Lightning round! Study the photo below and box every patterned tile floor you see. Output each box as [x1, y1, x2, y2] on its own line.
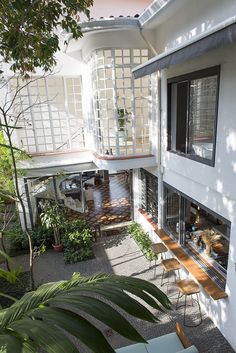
[67, 173, 131, 228]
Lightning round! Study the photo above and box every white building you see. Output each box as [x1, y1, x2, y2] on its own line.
[11, 0, 236, 350]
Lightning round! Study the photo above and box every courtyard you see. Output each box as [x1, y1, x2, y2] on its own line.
[13, 230, 234, 353]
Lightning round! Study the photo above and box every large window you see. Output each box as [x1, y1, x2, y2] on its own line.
[140, 169, 158, 224]
[90, 49, 151, 156]
[164, 184, 230, 288]
[167, 66, 220, 165]
[11, 76, 84, 153]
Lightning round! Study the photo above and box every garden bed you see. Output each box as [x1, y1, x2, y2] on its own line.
[127, 222, 158, 261]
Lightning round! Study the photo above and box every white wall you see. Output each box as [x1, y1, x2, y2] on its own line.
[70, 29, 148, 61]
[151, 0, 236, 53]
[159, 44, 236, 350]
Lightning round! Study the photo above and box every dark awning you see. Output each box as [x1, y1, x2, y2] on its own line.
[133, 21, 236, 79]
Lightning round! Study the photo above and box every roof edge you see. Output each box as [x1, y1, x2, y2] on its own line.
[138, 0, 175, 27]
[80, 17, 140, 33]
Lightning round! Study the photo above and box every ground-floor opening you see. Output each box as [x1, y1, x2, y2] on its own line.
[164, 183, 230, 289]
[138, 169, 230, 290]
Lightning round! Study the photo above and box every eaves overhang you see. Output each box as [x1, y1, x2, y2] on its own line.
[80, 17, 140, 33]
[133, 17, 236, 79]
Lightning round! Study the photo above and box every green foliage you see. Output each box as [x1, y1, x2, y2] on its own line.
[0, 0, 93, 75]
[0, 131, 15, 194]
[62, 219, 93, 263]
[30, 227, 54, 249]
[0, 273, 171, 353]
[117, 108, 130, 130]
[128, 222, 158, 261]
[6, 223, 53, 255]
[7, 224, 29, 254]
[0, 251, 22, 284]
[40, 201, 65, 245]
[0, 131, 29, 199]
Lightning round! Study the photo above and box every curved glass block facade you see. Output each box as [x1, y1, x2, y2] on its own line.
[90, 48, 152, 156]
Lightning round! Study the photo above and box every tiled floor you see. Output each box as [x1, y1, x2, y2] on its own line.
[67, 173, 131, 228]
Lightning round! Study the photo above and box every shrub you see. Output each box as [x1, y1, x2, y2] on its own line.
[7, 223, 54, 255]
[62, 220, 93, 264]
[30, 227, 54, 249]
[127, 222, 158, 261]
[7, 224, 29, 254]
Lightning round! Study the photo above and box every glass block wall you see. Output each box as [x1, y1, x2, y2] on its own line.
[90, 48, 151, 156]
[10, 76, 84, 153]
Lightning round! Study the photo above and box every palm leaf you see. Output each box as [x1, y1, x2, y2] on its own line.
[34, 307, 115, 353]
[10, 318, 78, 353]
[0, 274, 170, 353]
[0, 334, 22, 353]
[47, 295, 146, 342]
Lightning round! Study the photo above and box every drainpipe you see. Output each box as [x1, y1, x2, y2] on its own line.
[139, 28, 163, 228]
[157, 71, 163, 229]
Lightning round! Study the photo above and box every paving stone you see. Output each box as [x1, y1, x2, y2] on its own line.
[13, 233, 235, 353]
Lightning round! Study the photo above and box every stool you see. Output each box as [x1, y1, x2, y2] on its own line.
[176, 279, 202, 327]
[161, 258, 181, 287]
[150, 243, 168, 276]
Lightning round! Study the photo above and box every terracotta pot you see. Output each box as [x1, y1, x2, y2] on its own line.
[52, 244, 63, 252]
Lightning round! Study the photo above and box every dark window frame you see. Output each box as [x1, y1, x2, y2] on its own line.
[167, 65, 221, 167]
[140, 169, 158, 224]
[163, 182, 230, 287]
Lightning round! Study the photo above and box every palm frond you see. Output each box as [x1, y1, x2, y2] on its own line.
[0, 274, 171, 353]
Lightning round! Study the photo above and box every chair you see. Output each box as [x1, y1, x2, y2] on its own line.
[176, 279, 202, 327]
[161, 258, 181, 288]
[150, 242, 168, 276]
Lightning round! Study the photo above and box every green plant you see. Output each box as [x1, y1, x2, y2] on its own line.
[62, 218, 88, 234]
[40, 201, 64, 245]
[30, 227, 54, 249]
[0, 273, 171, 353]
[7, 224, 29, 253]
[117, 108, 130, 131]
[62, 220, 93, 263]
[0, 251, 22, 285]
[128, 222, 158, 261]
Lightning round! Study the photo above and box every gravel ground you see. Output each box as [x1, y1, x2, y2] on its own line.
[13, 233, 235, 353]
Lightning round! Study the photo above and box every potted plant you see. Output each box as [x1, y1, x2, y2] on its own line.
[40, 201, 64, 252]
[117, 108, 130, 143]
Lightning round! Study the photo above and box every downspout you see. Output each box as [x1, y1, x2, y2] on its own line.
[157, 71, 163, 229]
[139, 28, 163, 229]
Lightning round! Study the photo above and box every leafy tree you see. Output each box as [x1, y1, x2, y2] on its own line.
[0, 0, 93, 75]
[0, 274, 171, 353]
[0, 131, 15, 194]
[0, 5, 172, 353]
[0, 0, 94, 289]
